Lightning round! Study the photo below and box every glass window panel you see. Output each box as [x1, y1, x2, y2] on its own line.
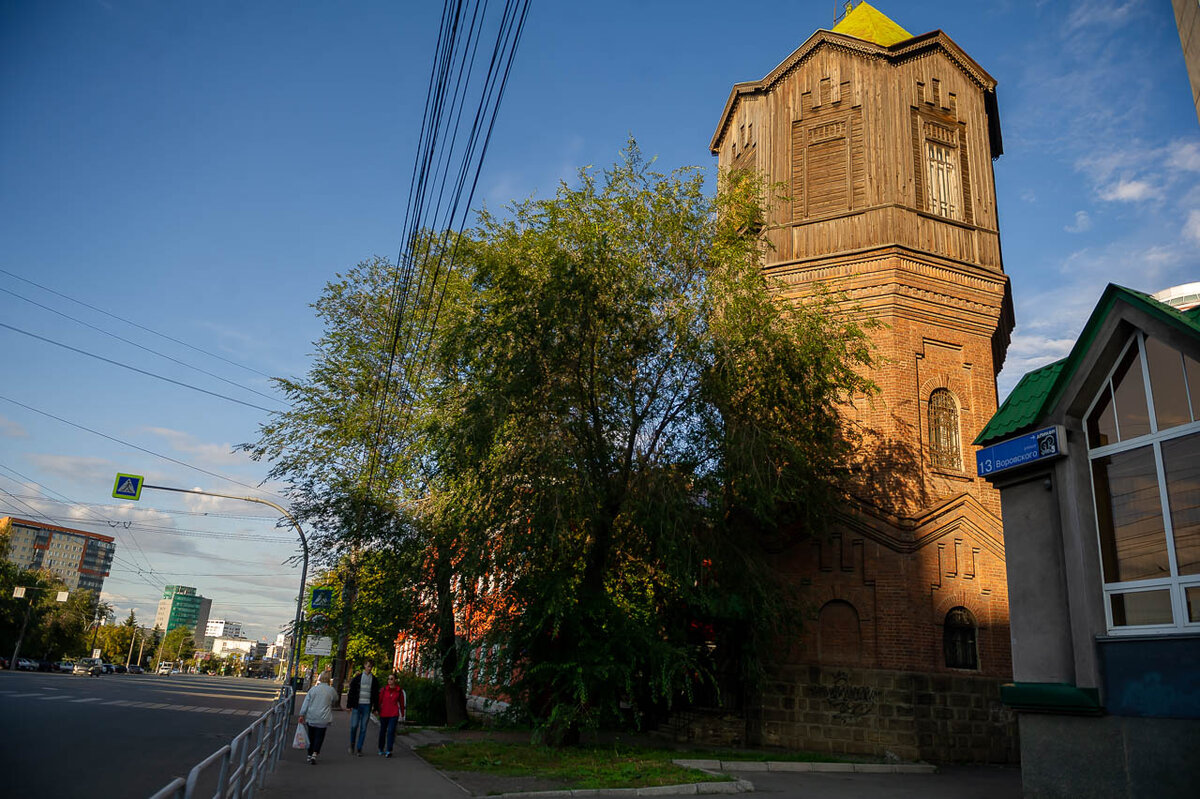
[1163, 432, 1200, 576]
[1093, 446, 1169, 582]
[1111, 590, 1173, 626]
[1113, 343, 1151, 440]
[1188, 586, 1200, 623]
[1087, 384, 1117, 448]
[929, 389, 961, 470]
[1145, 336, 1191, 430]
[926, 141, 959, 220]
[1187, 355, 1200, 423]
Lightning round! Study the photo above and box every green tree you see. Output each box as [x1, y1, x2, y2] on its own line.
[243, 253, 479, 722]
[427, 142, 875, 743]
[156, 626, 195, 667]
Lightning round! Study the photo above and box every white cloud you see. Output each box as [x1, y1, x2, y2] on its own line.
[1065, 210, 1092, 233]
[1184, 210, 1200, 246]
[26, 453, 115, 485]
[0, 415, 28, 438]
[1166, 141, 1200, 172]
[142, 427, 248, 468]
[1064, 1, 1139, 33]
[1098, 177, 1160, 202]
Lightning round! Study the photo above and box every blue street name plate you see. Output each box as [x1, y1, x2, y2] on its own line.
[976, 425, 1067, 477]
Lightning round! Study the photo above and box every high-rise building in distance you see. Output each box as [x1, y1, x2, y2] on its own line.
[1, 516, 115, 595]
[154, 585, 212, 644]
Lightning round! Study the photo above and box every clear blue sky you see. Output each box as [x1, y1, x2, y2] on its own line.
[1, 0, 1197, 643]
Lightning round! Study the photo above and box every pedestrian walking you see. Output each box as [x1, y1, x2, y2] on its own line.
[346, 658, 380, 756]
[377, 673, 406, 757]
[297, 671, 337, 765]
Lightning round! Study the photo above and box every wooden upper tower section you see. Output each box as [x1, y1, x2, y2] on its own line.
[712, 2, 1015, 535]
[710, 1, 1012, 371]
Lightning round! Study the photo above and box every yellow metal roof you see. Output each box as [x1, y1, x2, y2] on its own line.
[832, 1, 913, 47]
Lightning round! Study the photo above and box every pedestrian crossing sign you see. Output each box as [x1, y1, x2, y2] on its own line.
[112, 473, 144, 500]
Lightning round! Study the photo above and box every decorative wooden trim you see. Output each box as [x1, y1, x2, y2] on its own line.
[711, 30, 996, 153]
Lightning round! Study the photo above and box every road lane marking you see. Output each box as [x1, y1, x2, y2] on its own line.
[2, 690, 271, 716]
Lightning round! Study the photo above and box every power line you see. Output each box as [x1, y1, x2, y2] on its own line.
[0, 464, 163, 579]
[0, 322, 277, 413]
[365, 0, 531, 491]
[0, 285, 284, 406]
[0, 487, 165, 593]
[0, 392, 289, 501]
[19, 514, 294, 541]
[0, 266, 275, 379]
[0, 492, 280, 522]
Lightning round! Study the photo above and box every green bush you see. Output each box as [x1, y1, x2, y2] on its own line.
[393, 671, 446, 726]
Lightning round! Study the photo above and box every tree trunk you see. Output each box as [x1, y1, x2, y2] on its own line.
[333, 562, 357, 706]
[436, 547, 468, 725]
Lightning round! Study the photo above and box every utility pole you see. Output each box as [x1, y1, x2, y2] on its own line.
[136, 630, 147, 668]
[126, 628, 137, 668]
[88, 605, 108, 656]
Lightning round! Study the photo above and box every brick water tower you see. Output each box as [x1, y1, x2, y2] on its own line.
[709, 2, 1017, 762]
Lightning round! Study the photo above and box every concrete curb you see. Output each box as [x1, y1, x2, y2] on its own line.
[673, 759, 938, 775]
[482, 781, 754, 799]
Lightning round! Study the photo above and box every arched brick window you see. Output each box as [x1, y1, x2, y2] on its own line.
[943, 606, 978, 670]
[818, 600, 861, 664]
[929, 388, 962, 470]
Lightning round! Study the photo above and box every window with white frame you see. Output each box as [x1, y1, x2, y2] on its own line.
[925, 140, 960, 220]
[1085, 331, 1200, 633]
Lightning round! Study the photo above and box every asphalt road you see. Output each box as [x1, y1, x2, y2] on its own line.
[0, 670, 281, 798]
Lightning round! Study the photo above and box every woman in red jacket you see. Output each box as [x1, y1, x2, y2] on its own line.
[377, 673, 406, 757]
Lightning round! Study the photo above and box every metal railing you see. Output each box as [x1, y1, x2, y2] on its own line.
[148, 686, 294, 799]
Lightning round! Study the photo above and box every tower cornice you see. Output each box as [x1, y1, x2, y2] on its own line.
[710, 29, 996, 154]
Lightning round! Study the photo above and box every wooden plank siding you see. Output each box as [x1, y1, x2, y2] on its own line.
[715, 39, 1003, 274]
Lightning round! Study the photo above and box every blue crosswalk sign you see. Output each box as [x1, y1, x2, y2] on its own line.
[112, 473, 144, 500]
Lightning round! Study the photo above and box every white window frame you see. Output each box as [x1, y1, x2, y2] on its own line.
[1085, 331, 1200, 635]
[925, 140, 960, 220]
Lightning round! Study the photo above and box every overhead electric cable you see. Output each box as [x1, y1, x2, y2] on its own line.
[0, 487, 164, 593]
[0, 493, 279, 522]
[364, 0, 531, 491]
[0, 322, 277, 413]
[0, 463, 163, 578]
[0, 392, 288, 501]
[0, 286, 284, 405]
[0, 266, 275, 379]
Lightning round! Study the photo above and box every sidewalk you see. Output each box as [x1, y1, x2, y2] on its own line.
[257, 715, 1020, 799]
[258, 725, 468, 799]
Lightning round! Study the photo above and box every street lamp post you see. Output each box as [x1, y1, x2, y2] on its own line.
[131, 483, 309, 686]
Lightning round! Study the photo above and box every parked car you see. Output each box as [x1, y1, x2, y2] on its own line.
[112, 664, 127, 674]
[72, 658, 103, 676]
[37, 659, 57, 672]
[16, 658, 38, 671]
[156, 661, 174, 675]
[56, 661, 74, 673]
[0, 656, 8, 669]
[127, 665, 144, 674]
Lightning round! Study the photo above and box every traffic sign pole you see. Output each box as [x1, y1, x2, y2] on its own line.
[112, 477, 310, 692]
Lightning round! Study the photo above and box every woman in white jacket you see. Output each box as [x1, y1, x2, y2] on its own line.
[297, 671, 338, 764]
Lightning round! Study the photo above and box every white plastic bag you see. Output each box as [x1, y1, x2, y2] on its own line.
[292, 722, 309, 750]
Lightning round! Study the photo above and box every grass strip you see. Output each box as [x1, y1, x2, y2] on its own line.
[417, 740, 733, 789]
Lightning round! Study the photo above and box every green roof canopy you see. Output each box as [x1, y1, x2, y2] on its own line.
[831, 1, 913, 47]
[976, 284, 1200, 446]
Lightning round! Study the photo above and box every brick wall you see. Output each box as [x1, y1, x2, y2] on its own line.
[666, 665, 1019, 764]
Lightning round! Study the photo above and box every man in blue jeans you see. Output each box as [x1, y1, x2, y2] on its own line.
[346, 659, 380, 756]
